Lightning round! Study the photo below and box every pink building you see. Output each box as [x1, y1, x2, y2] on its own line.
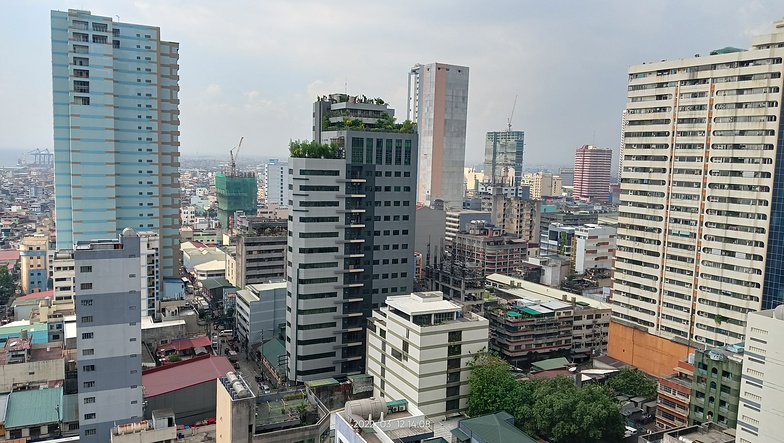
[573, 145, 612, 203]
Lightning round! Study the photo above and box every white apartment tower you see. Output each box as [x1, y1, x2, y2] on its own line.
[264, 159, 288, 206]
[366, 291, 488, 419]
[611, 18, 784, 375]
[408, 63, 469, 209]
[735, 306, 784, 443]
[74, 229, 154, 442]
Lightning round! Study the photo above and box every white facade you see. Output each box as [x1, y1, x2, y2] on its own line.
[613, 19, 784, 348]
[444, 210, 492, 244]
[366, 291, 488, 419]
[573, 224, 616, 273]
[264, 159, 288, 206]
[409, 63, 469, 209]
[736, 306, 784, 443]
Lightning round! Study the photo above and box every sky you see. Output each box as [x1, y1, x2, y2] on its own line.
[1, 1, 782, 171]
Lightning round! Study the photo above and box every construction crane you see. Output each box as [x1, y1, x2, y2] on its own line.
[229, 137, 244, 176]
[501, 95, 518, 185]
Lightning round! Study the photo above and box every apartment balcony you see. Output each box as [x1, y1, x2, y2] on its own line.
[337, 177, 366, 183]
[338, 207, 366, 213]
[335, 267, 365, 274]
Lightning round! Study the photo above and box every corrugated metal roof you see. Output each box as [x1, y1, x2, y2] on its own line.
[457, 412, 537, 443]
[142, 355, 234, 397]
[61, 394, 79, 423]
[0, 394, 8, 424]
[5, 387, 62, 429]
[304, 378, 339, 388]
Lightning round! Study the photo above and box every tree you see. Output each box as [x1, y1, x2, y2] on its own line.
[0, 267, 16, 305]
[468, 351, 625, 443]
[606, 367, 658, 399]
[166, 354, 181, 362]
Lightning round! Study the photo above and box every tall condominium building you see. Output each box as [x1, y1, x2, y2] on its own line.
[736, 306, 784, 443]
[573, 144, 612, 203]
[366, 291, 488, 419]
[408, 63, 469, 209]
[51, 10, 180, 284]
[483, 131, 525, 186]
[230, 216, 287, 289]
[286, 94, 417, 382]
[74, 229, 150, 442]
[619, 110, 628, 182]
[264, 159, 288, 206]
[215, 171, 257, 229]
[610, 19, 784, 377]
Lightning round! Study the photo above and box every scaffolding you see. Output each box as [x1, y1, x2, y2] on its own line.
[215, 172, 258, 229]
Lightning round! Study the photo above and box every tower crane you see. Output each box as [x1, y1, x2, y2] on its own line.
[229, 136, 244, 176]
[502, 95, 518, 185]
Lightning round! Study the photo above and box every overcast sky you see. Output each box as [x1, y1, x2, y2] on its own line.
[1, 1, 781, 170]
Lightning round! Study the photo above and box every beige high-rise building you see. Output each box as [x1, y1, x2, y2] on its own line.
[530, 172, 562, 199]
[408, 63, 469, 209]
[610, 18, 784, 377]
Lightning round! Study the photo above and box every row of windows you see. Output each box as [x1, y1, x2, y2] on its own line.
[629, 58, 783, 80]
[299, 232, 339, 239]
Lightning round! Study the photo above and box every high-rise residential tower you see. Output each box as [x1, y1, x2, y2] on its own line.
[51, 9, 180, 283]
[264, 159, 289, 206]
[286, 94, 417, 382]
[74, 229, 154, 441]
[610, 18, 784, 376]
[573, 144, 612, 203]
[408, 63, 469, 209]
[483, 131, 525, 186]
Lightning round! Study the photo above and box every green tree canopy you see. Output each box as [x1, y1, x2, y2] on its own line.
[468, 352, 625, 443]
[289, 140, 341, 159]
[606, 367, 658, 399]
[0, 267, 16, 305]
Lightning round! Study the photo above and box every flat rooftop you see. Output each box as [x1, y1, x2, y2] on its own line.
[487, 273, 612, 310]
[386, 291, 461, 315]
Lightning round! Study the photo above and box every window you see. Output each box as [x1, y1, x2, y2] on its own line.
[82, 349, 94, 356]
[84, 397, 96, 404]
[85, 429, 96, 436]
[84, 413, 96, 420]
[80, 283, 93, 290]
[300, 169, 339, 176]
[395, 140, 403, 165]
[74, 80, 89, 93]
[83, 381, 95, 388]
[80, 299, 92, 306]
[82, 332, 93, 339]
[81, 316, 93, 323]
[83, 365, 95, 372]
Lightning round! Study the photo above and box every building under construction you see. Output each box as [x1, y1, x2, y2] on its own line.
[422, 243, 486, 313]
[215, 172, 258, 229]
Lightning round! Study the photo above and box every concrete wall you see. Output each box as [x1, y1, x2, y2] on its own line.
[142, 322, 187, 350]
[414, 207, 446, 256]
[608, 321, 693, 377]
[145, 382, 216, 425]
[0, 357, 65, 393]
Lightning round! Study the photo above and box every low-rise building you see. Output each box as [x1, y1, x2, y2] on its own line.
[142, 354, 234, 425]
[572, 224, 615, 273]
[110, 409, 177, 443]
[235, 282, 287, 352]
[640, 422, 734, 443]
[335, 398, 437, 443]
[452, 412, 537, 443]
[3, 387, 65, 441]
[0, 335, 64, 393]
[485, 273, 611, 362]
[656, 360, 694, 429]
[367, 291, 488, 419]
[452, 221, 527, 276]
[19, 234, 51, 294]
[690, 344, 743, 429]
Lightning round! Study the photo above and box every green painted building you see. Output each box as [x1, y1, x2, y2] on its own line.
[689, 343, 743, 428]
[215, 172, 258, 229]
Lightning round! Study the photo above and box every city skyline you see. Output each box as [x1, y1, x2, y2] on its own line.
[2, 1, 781, 172]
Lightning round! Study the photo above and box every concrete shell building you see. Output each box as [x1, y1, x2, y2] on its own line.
[483, 131, 525, 186]
[51, 9, 180, 285]
[610, 18, 784, 377]
[408, 63, 469, 209]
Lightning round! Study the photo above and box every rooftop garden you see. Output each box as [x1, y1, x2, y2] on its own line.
[289, 140, 342, 159]
[322, 112, 416, 134]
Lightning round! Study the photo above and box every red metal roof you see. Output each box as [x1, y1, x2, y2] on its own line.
[16, 290, 55, 301]
[142, 354, 234, 398]
[0, 250, 20, 261]
[156, 336, 212, 354]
